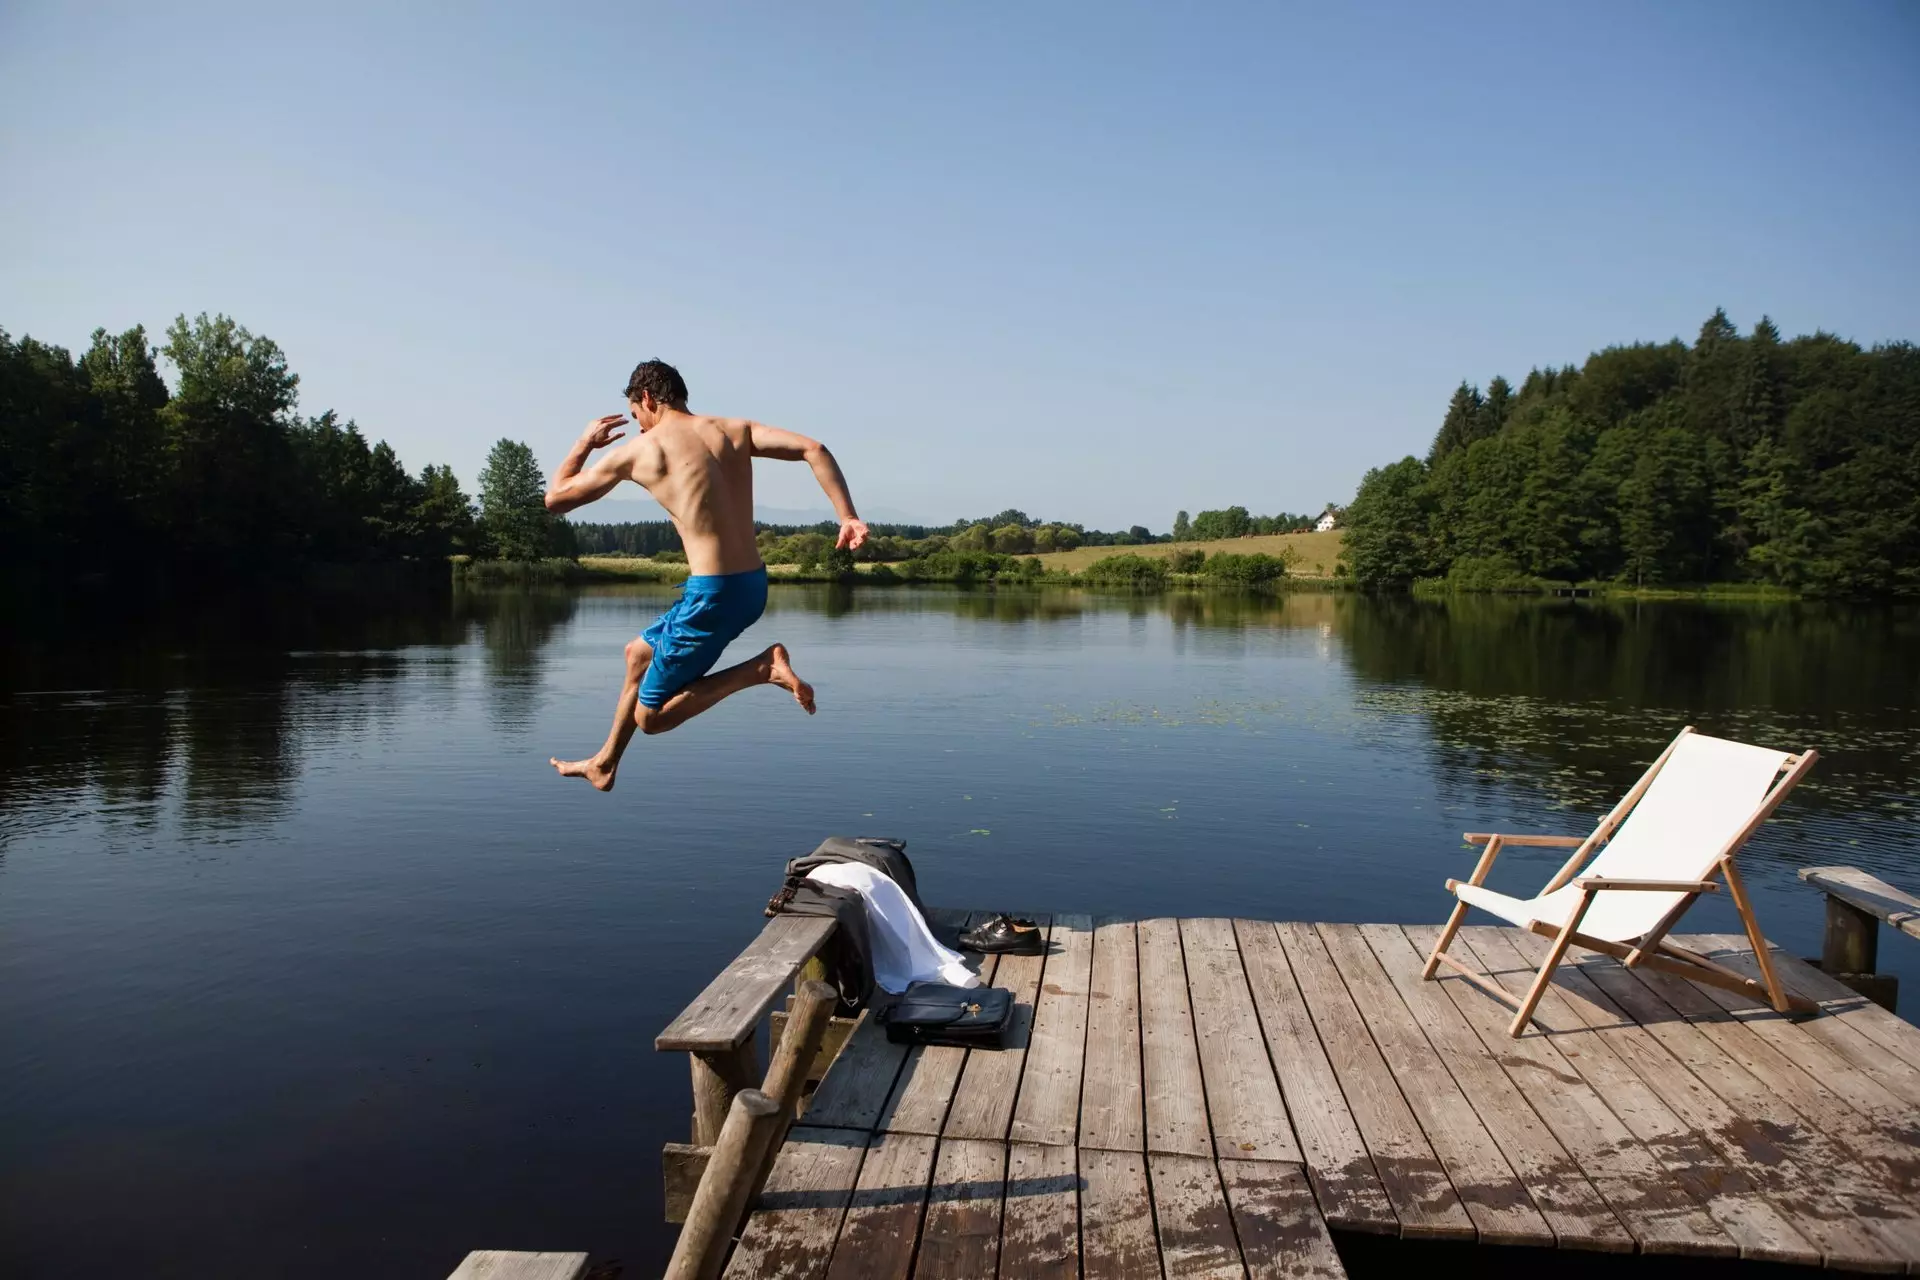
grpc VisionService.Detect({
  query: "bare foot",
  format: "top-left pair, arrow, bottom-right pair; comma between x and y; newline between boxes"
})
551,755 -> 617,791
766,644 -> 816,714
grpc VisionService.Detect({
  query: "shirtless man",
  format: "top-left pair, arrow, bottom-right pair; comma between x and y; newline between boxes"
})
544,359 -> 867,791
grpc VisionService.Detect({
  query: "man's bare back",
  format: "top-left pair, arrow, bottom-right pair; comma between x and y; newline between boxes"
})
540,359 -> 867,791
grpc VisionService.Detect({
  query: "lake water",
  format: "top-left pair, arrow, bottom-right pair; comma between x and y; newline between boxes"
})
4,585 -> 1918,1277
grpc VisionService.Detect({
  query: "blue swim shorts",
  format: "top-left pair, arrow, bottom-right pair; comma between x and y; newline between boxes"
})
636,567 -> 770,708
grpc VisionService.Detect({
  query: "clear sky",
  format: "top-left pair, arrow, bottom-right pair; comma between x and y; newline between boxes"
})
3,1 -> 1915,530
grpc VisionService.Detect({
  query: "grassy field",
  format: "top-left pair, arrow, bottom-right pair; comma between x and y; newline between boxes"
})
1037,530 -> 1344,577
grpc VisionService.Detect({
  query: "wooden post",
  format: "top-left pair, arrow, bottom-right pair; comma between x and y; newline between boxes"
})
1822,895 -> 1880,976
664,1088 -> 781,1280
690,1041 -> 760,1147
746,979 -> 837,1206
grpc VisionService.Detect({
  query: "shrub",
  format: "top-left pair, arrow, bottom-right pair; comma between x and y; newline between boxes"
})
1168,549 -> 1206,574
653,549 -> 687,563
1200,552 -> 1289,586
1079,554 -> 1170,587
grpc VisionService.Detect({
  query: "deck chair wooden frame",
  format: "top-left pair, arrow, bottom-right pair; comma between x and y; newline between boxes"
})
1421,726 -> 1820,1037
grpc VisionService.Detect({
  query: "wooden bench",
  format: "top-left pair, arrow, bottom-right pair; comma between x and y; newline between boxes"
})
655,913 -> 840,1219
1799,864 -> 1919,1010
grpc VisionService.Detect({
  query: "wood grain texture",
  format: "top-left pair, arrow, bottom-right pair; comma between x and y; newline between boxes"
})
1356,924 -> 1629,1252
822,1132 -> 936,1280
1079,1149 -> 1161,1280
1138,917 -> 1211,1158
1079,918 -> 1145,1153
808,910 -> 976,1133
725,1126 -> 868,1280
1148,1153 -> 1244,1280
1235,918 -> 1396,1235
660,916 -> 839,1051
1274,921 -> 1473,1240
1404,925 -> 1731,1259
1217,1160 -> 1347,1280
1472,927 -> 1818,1267
446,1252 -> 589,1280
1317,924 -> 1550,1247
911,1138 -> 1006,1280
1010,914 -> 1094,1147
944,917 -> 1052,1141
997,1142 -> 1080,1280
1180,917 -> 1300,1162
1799,866 -> 1920,939
1558,942 -> 1911,1271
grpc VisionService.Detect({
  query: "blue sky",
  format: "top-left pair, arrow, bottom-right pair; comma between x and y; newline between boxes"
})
3,1 -> 1915,530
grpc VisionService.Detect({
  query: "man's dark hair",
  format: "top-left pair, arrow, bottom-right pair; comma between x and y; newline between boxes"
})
625,359 -> 689,410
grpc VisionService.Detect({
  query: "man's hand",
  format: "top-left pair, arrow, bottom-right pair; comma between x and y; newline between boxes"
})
836,518 -> 869,551
581,414 -> 627,451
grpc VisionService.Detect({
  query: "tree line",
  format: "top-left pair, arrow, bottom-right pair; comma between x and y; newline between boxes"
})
1340,310 -> 1920,596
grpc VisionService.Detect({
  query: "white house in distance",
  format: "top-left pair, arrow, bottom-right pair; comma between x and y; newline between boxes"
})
1314,505 -> 1341,533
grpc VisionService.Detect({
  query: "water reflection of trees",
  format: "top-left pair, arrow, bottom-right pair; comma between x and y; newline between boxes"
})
0,586 -> 577,844
1332,595 -> 1920,868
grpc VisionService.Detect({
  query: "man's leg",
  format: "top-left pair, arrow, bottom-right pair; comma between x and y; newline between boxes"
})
550,636 -> 652,791
635,644 -> 814,737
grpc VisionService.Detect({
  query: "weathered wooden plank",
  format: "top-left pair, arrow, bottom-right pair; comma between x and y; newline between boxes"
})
1316,923 -> 1551,1247
1010,913 -> 1095,1147
809,910 -> 977,1133
1273,921 -> 1473,1240
446,1252 -> 589,1280
998,1142 -> 1080,1280
1691,933 -> 1920,1095
1563,944 -> 1914,1270
725,1126 -> 867,1280
1404,925 -> 1732,1258
1666,938 -> 1920,1136
660,916 -> 839,1051
912,1138 -> 1006,1280
1080,918 -> 1145,1153
1626,960 -> 1920,1259
1234,919 -> 1396,1235
879,941 -> 1005,1136
1080,1149 -> 1161,1280
1180,917 -> 1300,1162
944,916 -> 1051,1141
822,1131 -> 937,1280
1800,866 -> 1920,940
1218,1159 -> 1348,1280
1355,924 -> 1629,1252
1478,927 -> 1820,1267
1148,1152 -> 1244,1280
1138,916 -> 1211,1158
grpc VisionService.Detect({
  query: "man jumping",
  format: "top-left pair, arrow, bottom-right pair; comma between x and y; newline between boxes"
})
544,359 -> 867,791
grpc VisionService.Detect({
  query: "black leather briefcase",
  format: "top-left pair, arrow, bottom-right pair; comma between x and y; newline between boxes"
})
878,982 -> 1013,1047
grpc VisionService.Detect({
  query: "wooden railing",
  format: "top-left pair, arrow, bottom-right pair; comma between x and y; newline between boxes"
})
1799,864 -> 1920,1010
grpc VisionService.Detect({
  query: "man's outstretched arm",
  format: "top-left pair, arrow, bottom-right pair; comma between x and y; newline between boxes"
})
545,415 -> 630,514
748,421 -> 868,548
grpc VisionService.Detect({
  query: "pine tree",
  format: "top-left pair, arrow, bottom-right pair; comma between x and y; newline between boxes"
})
1426,382 -> 1484,464
1475,375 -> 1513,440
478,438 -> 554,561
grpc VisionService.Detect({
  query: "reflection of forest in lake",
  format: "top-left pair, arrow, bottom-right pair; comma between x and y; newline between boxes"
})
6,585 -> 1915,860
1331,594 -> 1920,878
1,586 -> 578,843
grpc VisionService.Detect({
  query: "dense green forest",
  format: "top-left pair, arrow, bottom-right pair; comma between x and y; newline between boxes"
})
1341,311 -> 1919,596
0,313 -> 601,587
571,508 -> 1177,563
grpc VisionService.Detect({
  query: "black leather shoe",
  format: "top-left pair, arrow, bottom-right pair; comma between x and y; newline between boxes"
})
959,914 -> 1044,955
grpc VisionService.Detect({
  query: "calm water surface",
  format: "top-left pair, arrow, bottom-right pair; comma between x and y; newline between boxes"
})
4,586 -> 1917,1277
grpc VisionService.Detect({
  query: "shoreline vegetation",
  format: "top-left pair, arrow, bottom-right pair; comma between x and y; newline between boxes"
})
10,310 -> 1906,604
1341,309 -> 1918,599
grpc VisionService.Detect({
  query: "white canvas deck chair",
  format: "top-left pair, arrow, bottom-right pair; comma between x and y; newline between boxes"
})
1422,726 -> 1819,1037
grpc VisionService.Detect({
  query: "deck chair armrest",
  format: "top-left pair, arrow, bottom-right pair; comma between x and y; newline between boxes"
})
1571,876 -> 1720,893
1464,832 -> 1586,847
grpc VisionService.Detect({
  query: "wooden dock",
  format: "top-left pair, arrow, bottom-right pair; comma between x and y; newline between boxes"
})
706,915 -> 1920,1278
